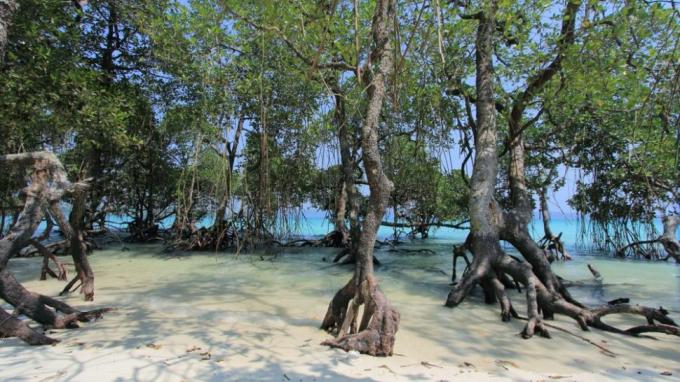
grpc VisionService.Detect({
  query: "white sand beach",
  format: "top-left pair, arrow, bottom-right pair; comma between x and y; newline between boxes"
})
1,244 -> 678,382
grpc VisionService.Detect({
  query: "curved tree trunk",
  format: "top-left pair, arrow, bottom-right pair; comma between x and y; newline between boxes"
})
496,0 -> 580,303
49,186 -> 96,301
445,1 -> 679,340
321,0 -> 400,356
0,152 -> 107,345
328,77 -> 361,258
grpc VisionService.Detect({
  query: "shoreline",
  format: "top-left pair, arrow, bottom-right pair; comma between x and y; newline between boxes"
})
1,244 -> 678,381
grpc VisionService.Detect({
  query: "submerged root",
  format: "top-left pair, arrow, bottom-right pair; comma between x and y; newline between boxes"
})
332,249 -> 381,266
321,275 -> 400,356
281,230 -> 350,248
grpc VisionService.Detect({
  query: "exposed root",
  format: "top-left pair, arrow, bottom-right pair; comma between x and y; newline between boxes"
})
322,275 -> 400,356
0,308 -> 58,345
53,308 -> 112,329
33,240 -> 68,281
451,235 -> 472,284
0,152 -> 105,344
321,278 -> 356,333
169,224 -> 238,251
446,243 -> 680,341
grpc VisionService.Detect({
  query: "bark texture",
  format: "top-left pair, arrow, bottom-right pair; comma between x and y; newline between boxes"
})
445,1 -> 678,340
321,0 -> 400,356
0,152 -> 107,345
0,0 -> 17,64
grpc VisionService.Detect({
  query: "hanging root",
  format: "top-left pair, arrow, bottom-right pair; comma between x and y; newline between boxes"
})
614,215 -> 679,262
321,275 -> 400,356
539,233 -> 572,261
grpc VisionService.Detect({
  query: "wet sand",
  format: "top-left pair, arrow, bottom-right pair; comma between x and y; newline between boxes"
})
1,243 -> 678,381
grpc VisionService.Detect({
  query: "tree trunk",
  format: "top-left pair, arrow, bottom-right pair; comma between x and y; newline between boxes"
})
538,187 -> 571,261
659,214 -> 679,262
496,0 -> 580,301
0,152 -> 107,345
333,81 -> 355,248
213,113 -> 244,233
49,187 -> 96,301
0,0 -> 17,64
445,3 -> 679,340
321,0 -> 400,356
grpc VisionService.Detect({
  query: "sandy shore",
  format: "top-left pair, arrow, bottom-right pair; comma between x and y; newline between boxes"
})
1,244 -> 678,381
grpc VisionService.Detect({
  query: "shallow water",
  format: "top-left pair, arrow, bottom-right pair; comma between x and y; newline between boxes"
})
1,242 -> 679,381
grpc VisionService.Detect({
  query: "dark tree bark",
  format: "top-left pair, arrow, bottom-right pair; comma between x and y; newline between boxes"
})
321,0 -> 400,356
0,152 -> 107,345
35,239 -> 68,281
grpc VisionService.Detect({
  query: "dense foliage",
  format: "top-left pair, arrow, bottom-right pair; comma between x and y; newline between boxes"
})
1,0 -> 677,254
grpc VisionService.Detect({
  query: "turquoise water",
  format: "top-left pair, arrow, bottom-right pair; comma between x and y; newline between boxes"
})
8,209 -> 670,257
276,214 -> 667,252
